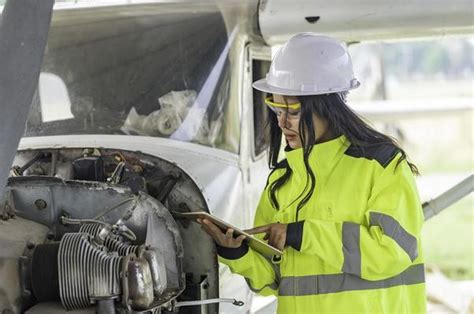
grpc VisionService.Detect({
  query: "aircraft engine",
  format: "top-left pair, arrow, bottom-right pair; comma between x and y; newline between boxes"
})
1,148 -> 220,313
28,223 -> 168,312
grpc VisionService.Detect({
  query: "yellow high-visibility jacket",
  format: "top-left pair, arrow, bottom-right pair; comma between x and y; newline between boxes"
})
218,135 -> 426,313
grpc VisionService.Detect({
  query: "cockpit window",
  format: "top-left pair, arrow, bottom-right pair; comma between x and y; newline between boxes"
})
24,4 -> 239,153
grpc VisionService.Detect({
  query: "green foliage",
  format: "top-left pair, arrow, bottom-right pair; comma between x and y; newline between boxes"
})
381,39 -> 472,80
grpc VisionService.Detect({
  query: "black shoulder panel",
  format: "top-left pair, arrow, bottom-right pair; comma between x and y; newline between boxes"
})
344,144 -> 400,168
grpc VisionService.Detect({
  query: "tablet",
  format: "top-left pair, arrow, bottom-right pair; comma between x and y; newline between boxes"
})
172,211 -> 283,257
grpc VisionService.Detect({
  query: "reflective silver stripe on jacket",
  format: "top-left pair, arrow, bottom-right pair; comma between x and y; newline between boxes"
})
342,222 -> 361,276
245,278 -> 279,293
342,213 -> 418,273
369,212 -> 418,261
245,256 -> 281,293
279,264 -> 424,296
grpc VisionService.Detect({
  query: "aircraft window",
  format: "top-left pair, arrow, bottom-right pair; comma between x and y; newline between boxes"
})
252,59 -> 271,157
24,5 -> 239,153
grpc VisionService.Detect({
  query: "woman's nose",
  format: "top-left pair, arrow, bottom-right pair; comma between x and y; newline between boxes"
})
277,113 -> 288,129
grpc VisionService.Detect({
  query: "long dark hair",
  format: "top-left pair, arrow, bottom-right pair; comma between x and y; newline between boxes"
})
267,92 -> 418,212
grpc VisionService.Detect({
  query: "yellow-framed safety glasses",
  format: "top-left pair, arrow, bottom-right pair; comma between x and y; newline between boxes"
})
264,97 -> 301,120
264,97 -> 301,109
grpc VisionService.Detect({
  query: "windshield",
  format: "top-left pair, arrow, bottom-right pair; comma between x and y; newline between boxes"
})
24,3 -> 239,153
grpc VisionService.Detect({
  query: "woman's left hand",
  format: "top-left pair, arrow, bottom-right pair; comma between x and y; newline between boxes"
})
245,223 -> 287,250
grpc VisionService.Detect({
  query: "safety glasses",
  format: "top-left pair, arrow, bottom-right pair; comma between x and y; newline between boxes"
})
264,97 -> 301,120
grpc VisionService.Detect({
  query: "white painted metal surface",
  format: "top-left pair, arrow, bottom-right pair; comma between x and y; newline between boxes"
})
258,0 -> 474,45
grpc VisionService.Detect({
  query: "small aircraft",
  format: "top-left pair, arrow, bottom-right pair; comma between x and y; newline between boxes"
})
0,0 -> 472,313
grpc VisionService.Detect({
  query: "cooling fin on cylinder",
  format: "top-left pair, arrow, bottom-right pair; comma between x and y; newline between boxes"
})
58,233 -> 125,309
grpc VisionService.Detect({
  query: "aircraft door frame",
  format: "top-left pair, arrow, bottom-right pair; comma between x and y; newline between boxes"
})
239,42 -> 278,313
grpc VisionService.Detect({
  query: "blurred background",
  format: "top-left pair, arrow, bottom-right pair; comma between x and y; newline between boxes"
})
348,36 -> 473,312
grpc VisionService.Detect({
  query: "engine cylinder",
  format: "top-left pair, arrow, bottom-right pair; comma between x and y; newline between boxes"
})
80,223 -> 140,255
58,233 -> 123,309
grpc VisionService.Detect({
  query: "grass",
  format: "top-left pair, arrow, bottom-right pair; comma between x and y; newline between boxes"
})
422,194 -> 474,280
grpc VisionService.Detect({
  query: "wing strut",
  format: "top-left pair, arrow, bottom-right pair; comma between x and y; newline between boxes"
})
423,174 -> 474,220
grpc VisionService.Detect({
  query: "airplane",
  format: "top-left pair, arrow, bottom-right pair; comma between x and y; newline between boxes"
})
0,0 -> 472,313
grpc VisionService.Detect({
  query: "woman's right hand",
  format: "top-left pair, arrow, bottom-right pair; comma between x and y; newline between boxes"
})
198,218 -> 246,248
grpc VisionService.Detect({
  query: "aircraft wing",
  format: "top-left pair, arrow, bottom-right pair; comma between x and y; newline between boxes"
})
258,0 -> 474,45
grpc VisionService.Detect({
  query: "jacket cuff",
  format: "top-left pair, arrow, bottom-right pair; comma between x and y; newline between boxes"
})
216,242 -> 249,260
286,221 -> 304,251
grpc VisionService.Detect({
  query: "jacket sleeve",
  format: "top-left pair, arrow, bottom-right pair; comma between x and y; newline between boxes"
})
289,154 -> 424,281
218,186 -> 280,296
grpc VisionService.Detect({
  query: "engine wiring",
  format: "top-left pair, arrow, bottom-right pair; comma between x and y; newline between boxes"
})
61,196 -> 139,242
93,196 -> 138,220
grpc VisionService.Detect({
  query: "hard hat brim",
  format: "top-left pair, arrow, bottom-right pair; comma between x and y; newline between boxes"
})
252,78 -> 360,96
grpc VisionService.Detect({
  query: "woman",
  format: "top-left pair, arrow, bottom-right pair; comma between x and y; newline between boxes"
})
199,33 -> 426,313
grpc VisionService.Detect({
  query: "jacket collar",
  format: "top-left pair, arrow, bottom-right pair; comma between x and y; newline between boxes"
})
284,135 -> 349,182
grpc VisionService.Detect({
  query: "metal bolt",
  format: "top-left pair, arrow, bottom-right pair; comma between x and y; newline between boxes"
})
34,199 -> 47,210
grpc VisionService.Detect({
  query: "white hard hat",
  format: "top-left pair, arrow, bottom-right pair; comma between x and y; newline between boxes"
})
253,33 -> 360,96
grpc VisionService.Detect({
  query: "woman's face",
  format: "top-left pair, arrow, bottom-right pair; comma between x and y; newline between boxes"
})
272,94 -> 329,149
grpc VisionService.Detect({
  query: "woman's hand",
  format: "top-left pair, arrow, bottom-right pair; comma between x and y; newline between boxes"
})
198,218 -> 246,248
245,223 -> 287,251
